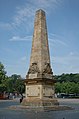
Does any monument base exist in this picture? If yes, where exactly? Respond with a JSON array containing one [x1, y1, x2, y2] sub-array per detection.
[[21, 98, 59, 108], [20, 98, 73, 111], [23, 78, 59, 110]]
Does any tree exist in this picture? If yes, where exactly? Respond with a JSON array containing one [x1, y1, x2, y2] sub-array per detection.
[[55, 82, 61, 93], [54, 73, 79, 83], [0, 62, 7, 93], [7, 74, 25, 94], [0, 62, 6, 83], [0, 62, 25, 94]]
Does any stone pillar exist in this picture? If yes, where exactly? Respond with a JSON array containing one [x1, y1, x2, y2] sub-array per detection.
[[26, 9, 53, 80], [30, 9, 50, 72]]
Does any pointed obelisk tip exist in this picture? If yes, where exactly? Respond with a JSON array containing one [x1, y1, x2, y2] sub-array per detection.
[[36, 9, 45, 14]]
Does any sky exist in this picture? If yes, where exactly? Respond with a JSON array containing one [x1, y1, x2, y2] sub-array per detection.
[[0, 0, 79, 77]]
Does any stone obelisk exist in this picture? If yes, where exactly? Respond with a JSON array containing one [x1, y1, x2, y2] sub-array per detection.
[[22, 9, 58, 107]]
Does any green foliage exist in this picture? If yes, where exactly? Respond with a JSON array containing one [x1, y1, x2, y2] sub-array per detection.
[[0, 62, 7, 92], [0, 62, 6, 83], [55, 82, 61, 93], [54, 73, 79, 83], [55, 74, 79, 94], [0, 62, 25, 94], [6, 74, 25, 94]]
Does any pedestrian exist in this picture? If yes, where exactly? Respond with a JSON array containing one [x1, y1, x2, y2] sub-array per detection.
[[20, 94, 23, 103]]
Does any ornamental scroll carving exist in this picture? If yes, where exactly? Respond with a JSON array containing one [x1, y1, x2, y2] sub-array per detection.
[[28, 63, 40, 74], [43, 63, 53, 74]]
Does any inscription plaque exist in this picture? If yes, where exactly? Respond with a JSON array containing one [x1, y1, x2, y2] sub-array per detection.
[[27, 86, 40, 96]]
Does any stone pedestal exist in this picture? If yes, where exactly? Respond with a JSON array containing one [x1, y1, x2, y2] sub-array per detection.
[[22, 78, 59, 107], [22, 98, 59, 108]]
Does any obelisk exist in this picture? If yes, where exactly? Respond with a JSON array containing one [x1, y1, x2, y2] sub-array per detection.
[[22, 9, 58, 107]]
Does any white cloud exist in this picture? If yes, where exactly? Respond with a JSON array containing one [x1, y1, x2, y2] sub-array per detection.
[[0, 0, 63, 31], [0, 22, 12, 30], [49, 33, 68, 47], [13, 0, 63, 25], [9, 35, 32, 41], [30, 0, 62, 11]]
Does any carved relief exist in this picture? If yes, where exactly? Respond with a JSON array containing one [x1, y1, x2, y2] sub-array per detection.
[[28, 63, 40, 74], [43, 63, 53, 74]]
